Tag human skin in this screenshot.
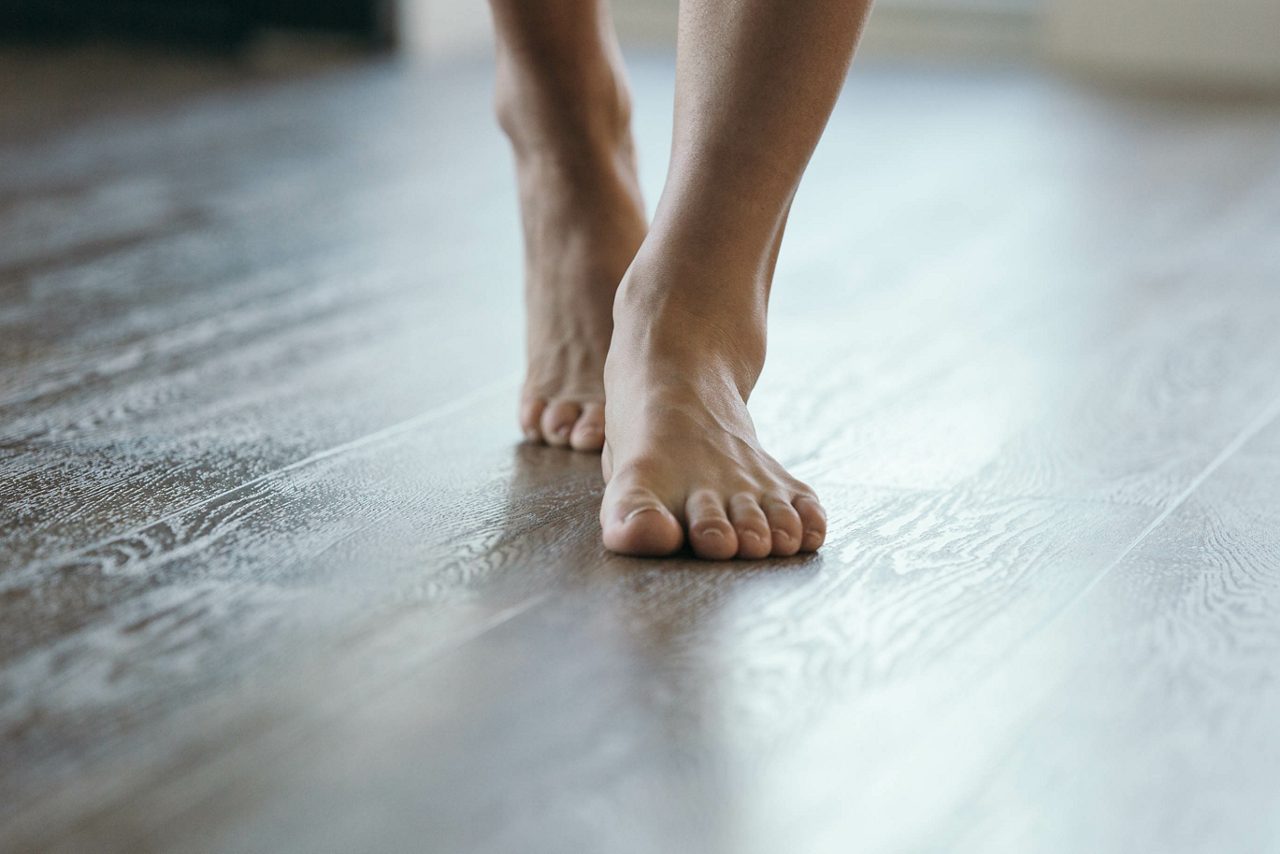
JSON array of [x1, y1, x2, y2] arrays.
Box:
[[489, 0, 873, 558], [490, 0, 645, 452]]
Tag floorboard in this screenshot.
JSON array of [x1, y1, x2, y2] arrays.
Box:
[[2, 48, 1279, 854]]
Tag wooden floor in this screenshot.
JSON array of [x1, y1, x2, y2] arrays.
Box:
[[3, 44, 1280, 853]]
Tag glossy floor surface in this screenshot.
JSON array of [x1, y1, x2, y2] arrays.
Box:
[[3, 46, 1280, 854]]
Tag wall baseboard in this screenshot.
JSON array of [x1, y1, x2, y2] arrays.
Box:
[[1048, 0, 1280, 89], [613, 0, 1040, 61], [387, 0, 1280, 91], [387, 0, 1040, 64]]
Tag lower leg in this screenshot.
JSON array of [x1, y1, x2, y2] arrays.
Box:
[[488, 0, 647, 450], [600, 0, 873, 558]]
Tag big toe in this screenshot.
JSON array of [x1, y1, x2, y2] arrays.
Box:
[[601, 484, 683, 557]]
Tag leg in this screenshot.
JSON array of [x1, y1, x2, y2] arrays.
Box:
[[489, 0, 648, 451], [600, 0, 872, 558]]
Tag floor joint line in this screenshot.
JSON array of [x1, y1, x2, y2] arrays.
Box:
[[6, 373, 520, 585]]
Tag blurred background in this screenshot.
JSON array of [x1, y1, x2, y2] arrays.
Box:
[[3, 0, 1279, 89]]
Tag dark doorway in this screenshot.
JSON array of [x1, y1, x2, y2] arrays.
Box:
[[0, 0, 390, 48]]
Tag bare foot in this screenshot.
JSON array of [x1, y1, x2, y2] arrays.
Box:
[[499, 72, 646, 451], [599, 248, 827, 560]]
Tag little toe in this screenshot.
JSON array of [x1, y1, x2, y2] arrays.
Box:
[[685, 490, 738, 561], [728, 493, 772, 560], [601, 484, 683, 556], [569, 402, 606, 452], [540, 400, 582, 447], [520, 398, 547, 443], [794, 494, 828, 552], [763, 491, 804, 557]]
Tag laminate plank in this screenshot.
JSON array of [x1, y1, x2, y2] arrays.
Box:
[[0, 65, 521, 566], [0, 472, 1262, 853], [0, 46, 271, 145], [8, 273, 1279, 850], [0, 59, 1128, 677], [790, 416, 1280, 854], [4, 50, 1280, 854]]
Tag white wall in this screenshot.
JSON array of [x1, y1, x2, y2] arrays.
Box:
[[393, 0, 493, 61]]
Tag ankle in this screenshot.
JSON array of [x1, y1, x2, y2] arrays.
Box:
[[494, 56, 633, 166], [614, 249, 769, 394]]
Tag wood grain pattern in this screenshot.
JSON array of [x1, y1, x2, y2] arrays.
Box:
[[3, 47, 1280, 854]]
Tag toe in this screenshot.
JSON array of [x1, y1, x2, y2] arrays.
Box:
[[520, 398, 546, 443], [685, 489, 738, 561], [763, 491, 804, 557], [540, 400, 582, 447], [793, 494, 827, 552], [601, 483, 683, 556], [569, 402, 606, 452], [728, 492, 772, 560]]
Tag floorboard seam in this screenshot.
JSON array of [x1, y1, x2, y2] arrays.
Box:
[[848, 388, 1280, 844], [0, 592, 552, 841], [6, 373, 520, 584], [1044, 386, 1280, 627]]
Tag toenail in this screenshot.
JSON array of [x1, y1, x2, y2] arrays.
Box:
[[624, 506, 664, 523], [772, 529, 791, 543], [699, 528, 724, 539], [803, 531, 823, 547]]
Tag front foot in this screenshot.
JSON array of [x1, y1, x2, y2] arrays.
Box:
[[599, 260, 827, 560]]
